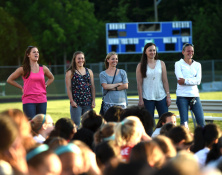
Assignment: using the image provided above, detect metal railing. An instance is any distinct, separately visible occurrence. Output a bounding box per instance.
[128,98,222,121]
[0,60,222,96]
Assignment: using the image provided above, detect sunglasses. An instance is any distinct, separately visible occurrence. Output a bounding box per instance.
[182,43,194,50]
[27,46,37,49]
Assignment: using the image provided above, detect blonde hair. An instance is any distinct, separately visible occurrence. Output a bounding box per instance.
[104,52,118,69]
[115,116,144,147]
[94,122,116,146]
[71,140,101,174]
[71,140,91,173]
[30,114,51,136]
[152,135,177,159]
[1,109,35,151]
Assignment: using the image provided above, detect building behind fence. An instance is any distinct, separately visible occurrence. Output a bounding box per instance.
[0,60,222,97]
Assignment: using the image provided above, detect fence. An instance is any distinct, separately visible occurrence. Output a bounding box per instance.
[0,60,222,96]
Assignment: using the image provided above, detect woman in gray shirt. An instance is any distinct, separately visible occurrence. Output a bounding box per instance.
[99,52,129,114]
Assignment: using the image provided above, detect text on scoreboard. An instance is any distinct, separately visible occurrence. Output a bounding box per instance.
[106,21,192,54]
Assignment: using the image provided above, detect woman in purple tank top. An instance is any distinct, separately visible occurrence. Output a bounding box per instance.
[65,51,96,127]
[7,46,54,119]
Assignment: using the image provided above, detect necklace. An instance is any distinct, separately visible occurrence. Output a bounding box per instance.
[153,68,155,80]
[148,61,156,80]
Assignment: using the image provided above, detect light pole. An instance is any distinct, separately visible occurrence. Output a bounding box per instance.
[154,0,162,22]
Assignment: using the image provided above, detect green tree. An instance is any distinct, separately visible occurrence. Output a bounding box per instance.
[0,7,33,65]
[0,0,101,65]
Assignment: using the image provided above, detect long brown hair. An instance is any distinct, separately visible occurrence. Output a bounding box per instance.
[67,51,85,75]
[155,112,176,129]
[140,43,158,78]
[22,46,38,79]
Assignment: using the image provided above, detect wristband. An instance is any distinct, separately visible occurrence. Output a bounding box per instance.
[115,87,118,91]
[45,84,48,88]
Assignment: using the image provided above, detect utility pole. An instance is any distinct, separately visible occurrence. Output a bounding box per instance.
[154,0,162,22]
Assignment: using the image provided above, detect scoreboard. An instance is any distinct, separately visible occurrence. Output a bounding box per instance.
[106,21,192,54]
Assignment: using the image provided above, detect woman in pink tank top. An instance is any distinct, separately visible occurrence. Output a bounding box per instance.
[7,46,54,119]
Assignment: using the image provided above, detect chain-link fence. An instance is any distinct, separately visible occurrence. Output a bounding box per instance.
[1,60,222,96]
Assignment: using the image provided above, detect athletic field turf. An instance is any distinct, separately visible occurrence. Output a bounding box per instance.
[0,92,222,132]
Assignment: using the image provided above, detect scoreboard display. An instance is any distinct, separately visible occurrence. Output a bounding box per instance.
[106,21,192,54]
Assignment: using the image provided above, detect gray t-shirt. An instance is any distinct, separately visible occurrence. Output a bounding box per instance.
[99,69,128,104]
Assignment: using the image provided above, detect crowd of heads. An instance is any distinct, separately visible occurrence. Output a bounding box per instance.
[1,105,222,175]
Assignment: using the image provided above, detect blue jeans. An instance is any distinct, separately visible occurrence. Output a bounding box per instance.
[176,97,205,127]
[70,105,92,128]
[143,97,168,119]
[23,102,47,119]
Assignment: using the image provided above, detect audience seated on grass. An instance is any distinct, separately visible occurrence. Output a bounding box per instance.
[120,106,154,136]
[0,114,28,175]
[114,116,151,162]
[49,117,77,142]
[103,161,152,175]
[72,140,101,174]
[152,112,177,138]
[103,106,124,122]
[44,136,68,150]
[26,144,62,175]
[72,127,94,150]
[30,114,54,143]
[167,126,193,152]
[2,106,222,175]
[160,122,176,136]
[129,140,165,169]
[192,124,221,168]
[81,110,105,133]
[152,135,177,161]
[55,143,86,175]
[94,140,121,172]
[153,151,200,175]
[1,109,36,151]
[94,122,116,147]
[206,136,222,165]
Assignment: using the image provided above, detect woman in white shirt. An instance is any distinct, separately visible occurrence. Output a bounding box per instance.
[175,43,205,128]
[136,43,171,131]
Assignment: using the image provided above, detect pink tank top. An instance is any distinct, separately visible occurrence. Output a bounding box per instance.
[22,66,47,104]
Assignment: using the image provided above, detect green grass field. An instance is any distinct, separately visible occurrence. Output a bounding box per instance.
[0,91,222,132]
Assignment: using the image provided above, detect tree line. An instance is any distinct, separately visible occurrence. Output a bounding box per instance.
[0,0,221,66]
